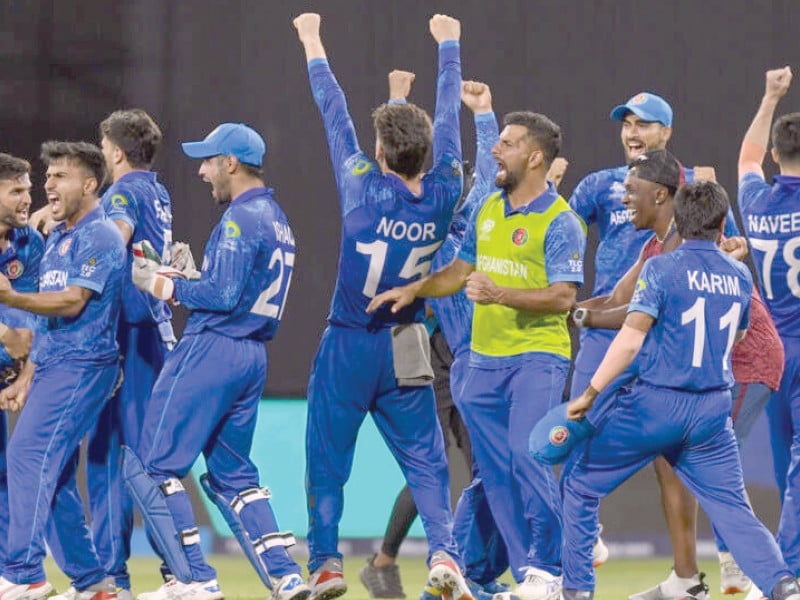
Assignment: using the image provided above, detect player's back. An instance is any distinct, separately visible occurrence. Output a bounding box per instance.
[738,173,800,337]
[329,162,459,329]
[632,240,753,392]
[102,170,173,326]
[183,187,295,342]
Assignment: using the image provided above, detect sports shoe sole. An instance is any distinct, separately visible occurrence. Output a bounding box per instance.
[309,584,347,600]
[429,568,471,600]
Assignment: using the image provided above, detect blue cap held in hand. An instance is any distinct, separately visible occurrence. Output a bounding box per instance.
[182,123,266,167]
[529,402,595,466]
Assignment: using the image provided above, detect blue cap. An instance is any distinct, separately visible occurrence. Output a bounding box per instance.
[609,92,673,127]
[528,403,595,466]
[181,123,266,167]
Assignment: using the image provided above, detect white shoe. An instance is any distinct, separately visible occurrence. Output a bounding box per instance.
[135,580,223,600]
[513,567,562,600]
[0,577,55,600]
[591,527,609,568]
[743,584,766,600]
[308,559,347,600]
[428,552,473,600]
[628,570,709,600]
[116,591,133,600]
[718,552,751,595]
[269,575,310,600]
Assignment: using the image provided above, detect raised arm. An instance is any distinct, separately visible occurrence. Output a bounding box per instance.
[739,66,792,180]
[293,13,361,196]
[455,81,498,225]
[429,14,462,164]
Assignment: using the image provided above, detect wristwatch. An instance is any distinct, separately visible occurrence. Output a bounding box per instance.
[572,307,589,328]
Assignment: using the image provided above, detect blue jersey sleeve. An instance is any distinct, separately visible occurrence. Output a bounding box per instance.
[433,112,498,272]
[431,41,462,165]
[628,259,664,320]
[544,211,586,285]
[737,172,770,214]
[568,173,600,227]
[307,58,368,215]
[103,186,141,232]
[8,228,44,294]
[173,211,257,312]
[457,214,478,265]
[67,228,124,294]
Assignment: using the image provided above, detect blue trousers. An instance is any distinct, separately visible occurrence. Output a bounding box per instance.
[0,411,7,574]
[449,353,508,585]
[560,383,793,594]
[137,331,299,584]
[6,361,118,586]
[459,352,568,581]
[87,324,167,588]
[775,337,800,575]
[569,329,615,400]
[305,325,458,573]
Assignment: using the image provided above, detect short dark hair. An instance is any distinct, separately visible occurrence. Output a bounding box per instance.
[99,108,163,169]
[0,153,31,182]
[372,102,432,178]
[40,141,106,191]
[772,112,800,165]
[674,181,729,241]
[503,111,562,167]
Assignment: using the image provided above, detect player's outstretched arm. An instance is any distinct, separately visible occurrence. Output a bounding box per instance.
[0,271,91,318]
[366,257,473,314]
[388,70,415,103]
[567,312,652,419]
[293,13,326,62]
[430,14,462,166]
[739,66,792,180]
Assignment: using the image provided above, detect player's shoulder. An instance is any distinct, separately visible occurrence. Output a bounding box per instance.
[13,224,44,251]
[575,165,627,189]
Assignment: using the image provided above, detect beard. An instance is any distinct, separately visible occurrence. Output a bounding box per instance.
[495,170,520,194]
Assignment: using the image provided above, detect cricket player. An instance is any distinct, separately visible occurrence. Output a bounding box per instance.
[0,153,45,575]
[369,107,586,600]
[125,122,308,600]
[293,11,471,600]
[559,180,800,600]
[89,108,175,598]
[737,65,800,598]
[0,141,126,600]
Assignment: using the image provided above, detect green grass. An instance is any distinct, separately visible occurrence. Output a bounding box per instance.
[43,556,743,600]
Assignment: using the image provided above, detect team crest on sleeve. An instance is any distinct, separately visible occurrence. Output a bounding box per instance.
[511,228,528,246]
[111,193,129,207]
[224,219,241,239]
[635,278,646,292]
[549,425,569,446]
[59,238,73,256]
[352,159,372,176]
[5,260,23,279]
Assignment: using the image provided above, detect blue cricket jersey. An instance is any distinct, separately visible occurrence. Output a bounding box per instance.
[31,206,126,366]
[173,187,295,342]
[307,40,462,329]
[570,165,738,296]
[430,111,498,357]
[738,172,800,338]
[102,170,173,326]
[0,225,44,370]
[629,240,753,391]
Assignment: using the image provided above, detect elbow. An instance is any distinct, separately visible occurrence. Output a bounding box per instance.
[555,287,578,313]
[61,300,86,318]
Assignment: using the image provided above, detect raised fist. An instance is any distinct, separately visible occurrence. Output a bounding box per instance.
[765,66,792,100]
[388,70,415,100]
[293,13,321,42]
[461,81,492,114]
[429,14,460,44]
